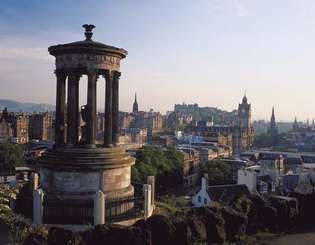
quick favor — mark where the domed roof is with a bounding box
[48,24,127,58]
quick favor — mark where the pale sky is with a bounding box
[1,0,315,121]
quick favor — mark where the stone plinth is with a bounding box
[39,146,135,222]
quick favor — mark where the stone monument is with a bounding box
[39,24,135,224]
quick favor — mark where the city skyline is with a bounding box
[1,0,315,121]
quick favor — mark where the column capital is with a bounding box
[103,69,113,80]
[54,70,67,78]
[87,68,99,77]
[113,71,121,80]
[67,72,82,81]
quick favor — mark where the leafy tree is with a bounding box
[253,132,272,147]
[203,159,233,185]
[0,143,24,169]
[132,146,184,192]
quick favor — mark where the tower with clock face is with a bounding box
[238,95,251,128]
[232,94,254,155]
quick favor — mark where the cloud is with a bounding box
[0,46,51,61]
[233,0,249,17]
[207,0,250,17]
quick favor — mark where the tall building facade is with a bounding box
[232,95,254,154]
[29,112,54,141]
[0,108,13,141]
[11,113,29,144]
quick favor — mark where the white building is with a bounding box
[237,169,257,193]
[192,175,250,207]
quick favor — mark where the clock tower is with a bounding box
[233,94,254,154]
[238,95,251,128]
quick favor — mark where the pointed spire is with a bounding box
[132,92,139,113]
[271,107,275,120]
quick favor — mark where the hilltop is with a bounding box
[0,99,55,112]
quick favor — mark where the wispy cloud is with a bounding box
[233,0,249,17]
[0,46,51,61]
[207,0,250,17]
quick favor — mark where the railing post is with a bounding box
[31,173,39,191]
[147,176,155,207]
[143,184,152,220]
[94,190,105,225]
[33,189,44,226]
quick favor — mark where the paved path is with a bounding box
[271,230,315,245]
[0,224,10,245]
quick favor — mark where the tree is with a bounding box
[203,159,233,185]
[253,133,272,147]
[132,146,184,192]
[0,142,24,169]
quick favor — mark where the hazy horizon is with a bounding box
[1,0,315,121]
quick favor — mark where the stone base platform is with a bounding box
[38,146,135,224]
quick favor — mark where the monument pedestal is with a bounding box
[39,146,135,224]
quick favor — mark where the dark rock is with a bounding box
[290,192,315,228]
[14,183,33,219]
[270,197,298,232]
[81,224,150,245]
[144,215,174,245]
[191,206,226,244]
[186,210,207,242]
[23,233,47,245]
[221,205,247,242]
[172,212,192,245]
[47,227,78,245]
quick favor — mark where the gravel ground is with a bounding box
[0,224,10,245]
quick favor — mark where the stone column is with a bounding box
[67,73,80,145]
[147,176,155,207]
[33,189,44,226]
[143,184,152,220]
[94,190,105,225]
[31,173,39,191]
[104,70,113,147]
[112,71,121,145]
[86,72,98,145]
[54,71,66,147]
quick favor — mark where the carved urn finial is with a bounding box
[82,24,95,41]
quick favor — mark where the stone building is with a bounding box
[232,95,254,154]
[133,110,163,138]
[185,124,233,147]
[119,112,135,129]
[119,128,147,148]
[29,112,54,141]
[0,108,13,142]
[180,148,201,187]
[11,113,29,144]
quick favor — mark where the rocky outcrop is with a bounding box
[82,224,150,245]
[47,227,80,245]
[22,233,47,245]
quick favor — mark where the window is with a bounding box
[198,196,201,203]
[204,199,207,205]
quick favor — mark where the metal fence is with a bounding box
[105,195,144,223]
[43,198,94,225]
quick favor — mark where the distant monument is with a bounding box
[39,25,135,224]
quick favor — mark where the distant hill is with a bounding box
[0,99,55,112]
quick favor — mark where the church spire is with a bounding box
[132,92,139,113]
[271,107,275,122]
[270,107,278,147]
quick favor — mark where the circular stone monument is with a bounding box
[39,25,135,224]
